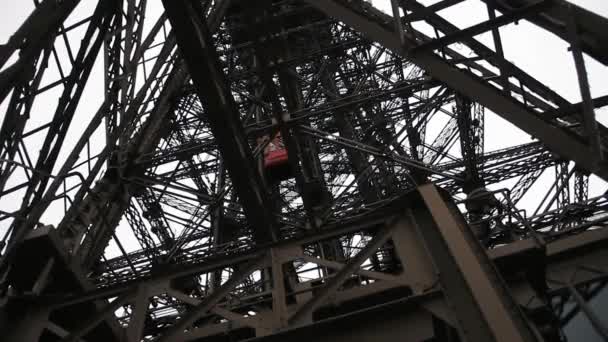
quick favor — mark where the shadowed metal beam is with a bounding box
[481,0,608,66]
[157,256,266,342]
[304,0,608,181]
[0,0,80,102]
[162,0,278,243]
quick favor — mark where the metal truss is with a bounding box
[0,0,607,341]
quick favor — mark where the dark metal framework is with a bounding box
[0,0,607,341]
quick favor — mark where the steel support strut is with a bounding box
[304,0,608,180]
[162,0,278,243]
[405,184,543,342]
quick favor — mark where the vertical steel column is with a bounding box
[573,169,589,204]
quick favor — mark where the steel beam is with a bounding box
[480,0,608,66]
[0,0,80,103]
[304,0,608,180]
[162,0,278,243]
[408,184,541,341]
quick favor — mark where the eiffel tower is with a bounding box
[0,0,607,341]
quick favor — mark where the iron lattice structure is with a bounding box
[0,0,608,341]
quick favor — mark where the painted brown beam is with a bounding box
[410,184,541,341]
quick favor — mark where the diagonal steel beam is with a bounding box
[0,0,80,102]
[157,255,266,342]
[304,0,608,181]
[412,0,550,54]
[481,0,608,66]
[412,184,541,341]
[289,223,394,326]
[162,0,278,243]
